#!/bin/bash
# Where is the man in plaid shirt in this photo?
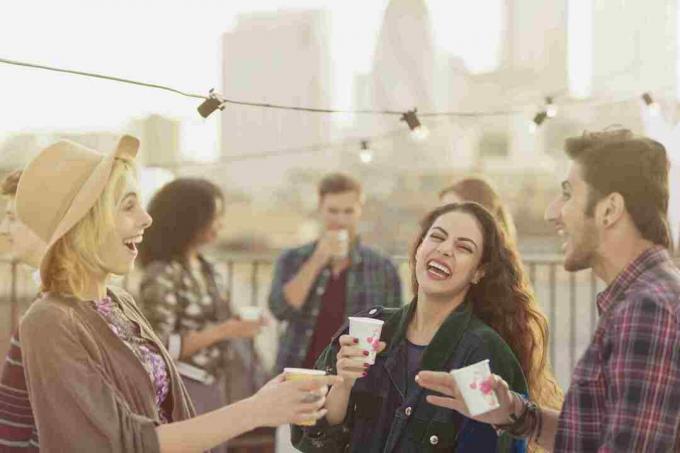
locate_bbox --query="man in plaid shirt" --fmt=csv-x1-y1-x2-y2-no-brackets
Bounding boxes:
268,173,402,374
416,129,680,452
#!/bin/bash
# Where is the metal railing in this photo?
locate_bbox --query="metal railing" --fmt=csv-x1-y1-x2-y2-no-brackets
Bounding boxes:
0,254,603,388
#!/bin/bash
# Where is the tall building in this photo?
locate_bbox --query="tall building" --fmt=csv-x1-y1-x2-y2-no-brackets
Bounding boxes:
353,0,475,172
220,10,333,190
128,114,182,168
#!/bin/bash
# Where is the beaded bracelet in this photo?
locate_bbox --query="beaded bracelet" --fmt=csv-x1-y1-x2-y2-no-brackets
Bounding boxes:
492,392,540,439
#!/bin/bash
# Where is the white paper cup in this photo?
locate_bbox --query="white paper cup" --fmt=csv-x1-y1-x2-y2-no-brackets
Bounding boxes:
283,368,328,426
450,359,500,417
348,317,384,365
331,229,349,259
237,305,263,321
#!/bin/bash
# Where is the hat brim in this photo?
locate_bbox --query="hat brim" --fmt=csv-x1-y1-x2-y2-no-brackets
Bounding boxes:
39,136,139,282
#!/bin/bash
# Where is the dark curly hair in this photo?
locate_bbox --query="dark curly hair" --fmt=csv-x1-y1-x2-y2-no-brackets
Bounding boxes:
139,178,223,266
410,202,563,412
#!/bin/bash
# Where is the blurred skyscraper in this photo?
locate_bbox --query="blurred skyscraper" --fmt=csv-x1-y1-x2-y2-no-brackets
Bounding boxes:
220,10,333,190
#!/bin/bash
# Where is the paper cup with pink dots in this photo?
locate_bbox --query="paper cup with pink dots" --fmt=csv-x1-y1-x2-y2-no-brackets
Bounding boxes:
348,317,384,365
450,359,500,416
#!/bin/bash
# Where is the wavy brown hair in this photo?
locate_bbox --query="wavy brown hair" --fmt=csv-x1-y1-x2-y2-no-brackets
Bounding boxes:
411,202,563,413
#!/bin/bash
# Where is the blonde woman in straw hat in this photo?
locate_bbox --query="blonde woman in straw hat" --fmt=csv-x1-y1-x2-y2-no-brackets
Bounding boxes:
15,136,339,453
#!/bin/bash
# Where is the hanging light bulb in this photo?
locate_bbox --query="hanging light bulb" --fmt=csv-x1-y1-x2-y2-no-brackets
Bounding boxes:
529,111,548,134
545,97,558,118
641,92,660,116
359,140,374,164
401,109,430,141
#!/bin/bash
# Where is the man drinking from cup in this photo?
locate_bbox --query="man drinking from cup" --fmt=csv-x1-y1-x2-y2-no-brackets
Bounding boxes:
268,172,403,374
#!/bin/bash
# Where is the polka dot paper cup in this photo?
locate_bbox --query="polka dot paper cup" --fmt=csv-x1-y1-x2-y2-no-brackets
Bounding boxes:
348,317,384,365
450,359,500,417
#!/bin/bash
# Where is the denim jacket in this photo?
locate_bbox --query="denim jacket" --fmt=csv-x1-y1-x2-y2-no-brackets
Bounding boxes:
292,300,528,453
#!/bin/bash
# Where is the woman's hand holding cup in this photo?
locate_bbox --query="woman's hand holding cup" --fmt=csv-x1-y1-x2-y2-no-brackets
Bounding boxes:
336,334,386,390
248,372,341,427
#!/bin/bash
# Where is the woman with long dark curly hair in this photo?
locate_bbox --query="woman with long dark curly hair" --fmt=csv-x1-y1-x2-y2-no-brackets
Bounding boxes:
293,202,561,452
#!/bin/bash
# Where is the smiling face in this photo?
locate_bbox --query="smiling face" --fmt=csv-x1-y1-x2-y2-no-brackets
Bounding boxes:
544,162,600,272
414,210,485,301
98,172,152,275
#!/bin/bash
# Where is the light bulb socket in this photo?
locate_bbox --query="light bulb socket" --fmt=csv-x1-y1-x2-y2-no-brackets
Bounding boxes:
197,89,226,118
642,93,654,106
401,109,422,131
533,111,548,126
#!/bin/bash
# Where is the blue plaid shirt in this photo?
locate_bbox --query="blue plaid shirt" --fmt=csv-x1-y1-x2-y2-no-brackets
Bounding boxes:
268,240,403,373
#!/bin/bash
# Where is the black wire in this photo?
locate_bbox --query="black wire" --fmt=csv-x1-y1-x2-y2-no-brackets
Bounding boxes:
0,56,667,122
0,56,636,118
0,57,208,100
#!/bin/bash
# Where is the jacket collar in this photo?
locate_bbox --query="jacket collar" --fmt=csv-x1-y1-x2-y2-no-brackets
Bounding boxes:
382,297,474,399
383,297,473,370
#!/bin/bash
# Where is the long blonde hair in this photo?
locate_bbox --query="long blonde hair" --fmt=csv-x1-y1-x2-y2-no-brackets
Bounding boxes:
41,157,136,299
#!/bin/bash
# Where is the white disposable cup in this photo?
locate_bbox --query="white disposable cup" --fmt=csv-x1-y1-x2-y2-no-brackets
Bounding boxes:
238,305,263,321
348,317,384,365
331,229,349,259
283,368,328,426
450,359,500,417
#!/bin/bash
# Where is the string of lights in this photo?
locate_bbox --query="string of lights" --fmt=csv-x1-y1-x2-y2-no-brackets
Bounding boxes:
0,56,673,164
0,56,664,122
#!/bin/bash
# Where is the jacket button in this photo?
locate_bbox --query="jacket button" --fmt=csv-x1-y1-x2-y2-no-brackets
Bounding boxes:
429,435,439,445
369,308,377,315
404,407,412,416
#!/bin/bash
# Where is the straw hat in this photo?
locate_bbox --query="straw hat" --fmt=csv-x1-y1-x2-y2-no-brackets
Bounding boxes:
16,135,140,278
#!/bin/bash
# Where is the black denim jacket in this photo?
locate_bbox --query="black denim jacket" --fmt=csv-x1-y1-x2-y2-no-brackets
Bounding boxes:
292,300,528,453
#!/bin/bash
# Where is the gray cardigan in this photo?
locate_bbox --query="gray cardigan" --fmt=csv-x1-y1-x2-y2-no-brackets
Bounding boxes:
19,285,195,452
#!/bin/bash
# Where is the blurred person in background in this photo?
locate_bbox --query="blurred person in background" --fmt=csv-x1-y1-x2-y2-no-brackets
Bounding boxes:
0,170,45,451
268,172,403,375
139,178,269,453
439,177,517,243
268,172,403,453
16,137,338,452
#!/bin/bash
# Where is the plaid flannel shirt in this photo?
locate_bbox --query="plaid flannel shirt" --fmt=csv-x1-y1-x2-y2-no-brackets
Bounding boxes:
268,240,403,373
554,246,680,452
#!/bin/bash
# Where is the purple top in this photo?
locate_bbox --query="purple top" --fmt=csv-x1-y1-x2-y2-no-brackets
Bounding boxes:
92,296,170,422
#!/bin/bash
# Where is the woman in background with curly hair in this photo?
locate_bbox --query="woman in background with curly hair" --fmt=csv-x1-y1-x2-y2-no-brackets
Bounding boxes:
294,202,561,452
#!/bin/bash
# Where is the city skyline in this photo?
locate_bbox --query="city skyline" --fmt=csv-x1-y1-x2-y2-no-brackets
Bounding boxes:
0,0,505,161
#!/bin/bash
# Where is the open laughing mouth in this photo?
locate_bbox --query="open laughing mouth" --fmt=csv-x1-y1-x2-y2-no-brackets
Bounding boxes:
123,235,142,254
557,227,568,251
427,259,452,280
